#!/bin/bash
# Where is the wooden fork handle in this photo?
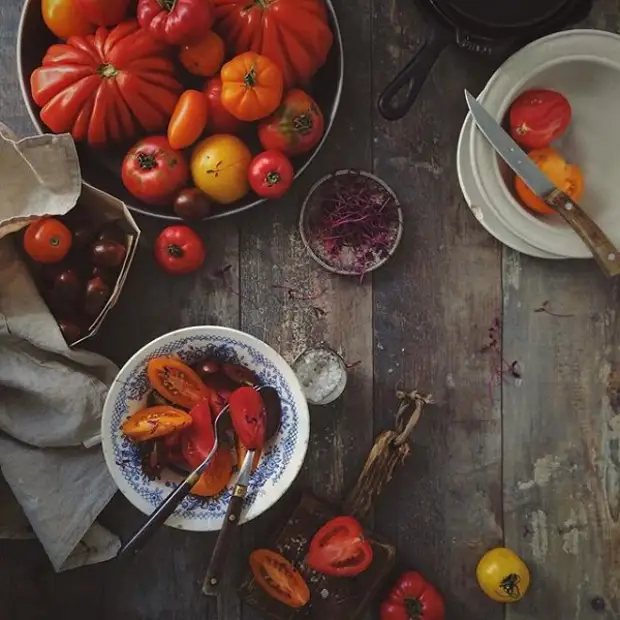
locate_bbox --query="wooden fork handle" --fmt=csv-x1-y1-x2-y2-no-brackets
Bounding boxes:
545,189,620,278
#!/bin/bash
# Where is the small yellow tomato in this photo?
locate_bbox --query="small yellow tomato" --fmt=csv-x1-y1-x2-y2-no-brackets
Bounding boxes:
476,547,530,603
190,134,252,204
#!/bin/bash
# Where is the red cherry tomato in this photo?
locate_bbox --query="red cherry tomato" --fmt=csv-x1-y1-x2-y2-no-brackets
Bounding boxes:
380,571,445,620
306,515,374,577
248,150,294,199
23,218,72,263
203,77,244,135
228,386,266,451
122,136,189,207
508,89,572,150
154,225,206,275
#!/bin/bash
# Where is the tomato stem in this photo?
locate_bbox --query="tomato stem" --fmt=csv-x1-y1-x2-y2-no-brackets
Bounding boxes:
98,63,119,79
136,152,158,170
404,597,423,619
265,171,281,186
49,236,60,248
244,66,257,89
292,112,313,135
167,244,184,259
159,0,177,10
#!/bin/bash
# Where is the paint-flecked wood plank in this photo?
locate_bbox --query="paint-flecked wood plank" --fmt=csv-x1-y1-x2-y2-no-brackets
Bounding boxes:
502,5,620,619
237,0,373,616
371,2,504,618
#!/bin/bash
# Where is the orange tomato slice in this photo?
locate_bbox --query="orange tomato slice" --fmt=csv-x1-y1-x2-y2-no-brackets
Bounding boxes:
190,448,233,497
147,357,212,409
250,549,310,609
514,147,584,215
121,406,193,442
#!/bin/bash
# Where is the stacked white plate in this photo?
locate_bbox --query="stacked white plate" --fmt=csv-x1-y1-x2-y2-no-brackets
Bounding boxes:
457,29,620,259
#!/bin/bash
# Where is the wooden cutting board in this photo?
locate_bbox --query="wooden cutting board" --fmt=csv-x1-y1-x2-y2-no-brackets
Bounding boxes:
237,390,433,620
239,492,395,620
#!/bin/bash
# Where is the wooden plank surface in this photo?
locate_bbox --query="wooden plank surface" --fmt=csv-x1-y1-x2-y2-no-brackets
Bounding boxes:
0,0,618,618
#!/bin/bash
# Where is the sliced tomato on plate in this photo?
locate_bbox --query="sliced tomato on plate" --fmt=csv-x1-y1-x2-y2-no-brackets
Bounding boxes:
229,386,266,451
250,549,310,609
306,516,374,577
190,448,233,497
182,399,215,469
147,357,212,409
121,406,193,442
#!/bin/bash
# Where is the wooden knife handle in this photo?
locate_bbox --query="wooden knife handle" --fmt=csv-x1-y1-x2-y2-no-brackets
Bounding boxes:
202,485,247,596
546,189,620,278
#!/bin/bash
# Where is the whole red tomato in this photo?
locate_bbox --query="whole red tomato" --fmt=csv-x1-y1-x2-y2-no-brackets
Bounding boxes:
75,0,130,25
23,218,72,264
203,77,243,135
122,136,188,206
380,571,445,620
509,89,571,150
248,150,294,199
154,225,206,275
31,20,182,146
258,89,324,156
137,0,213,45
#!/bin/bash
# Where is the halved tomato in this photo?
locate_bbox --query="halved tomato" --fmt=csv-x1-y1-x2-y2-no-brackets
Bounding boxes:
229,386,266,451
306,516,373,577
147,357,212,409
121,406,193,442
250,549,310,609
190,448,233,497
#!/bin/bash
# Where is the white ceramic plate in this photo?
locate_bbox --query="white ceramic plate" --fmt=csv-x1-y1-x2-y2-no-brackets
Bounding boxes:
457,107,563,259
101,326,310,531
469,29,620,259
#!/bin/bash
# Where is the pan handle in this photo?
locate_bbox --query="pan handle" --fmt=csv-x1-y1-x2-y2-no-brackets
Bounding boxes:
378,36,448,121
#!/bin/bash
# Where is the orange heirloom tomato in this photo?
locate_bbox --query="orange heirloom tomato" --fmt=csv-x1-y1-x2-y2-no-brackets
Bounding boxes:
220,52,283,122
190,448,233,497
250,549,310,609
23,217,72,263
515,147,584,215
179,30,225,77
147,357,212,409
191,134,252,204
121,406,193,442
42,0,96,40
167,90,208,150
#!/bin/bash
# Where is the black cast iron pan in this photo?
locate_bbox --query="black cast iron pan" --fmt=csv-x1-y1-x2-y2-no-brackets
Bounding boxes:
378,0,593,121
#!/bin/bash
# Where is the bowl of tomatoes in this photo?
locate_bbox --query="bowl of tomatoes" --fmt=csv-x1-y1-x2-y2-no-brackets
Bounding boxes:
101,325,309,531
17,0,344,221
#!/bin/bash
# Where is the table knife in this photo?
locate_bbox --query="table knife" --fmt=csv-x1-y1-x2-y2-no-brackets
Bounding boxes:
465,89,620,278
202,448,254,596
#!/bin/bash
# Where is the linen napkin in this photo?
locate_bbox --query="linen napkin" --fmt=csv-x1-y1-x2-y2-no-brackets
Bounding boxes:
0,124,121,571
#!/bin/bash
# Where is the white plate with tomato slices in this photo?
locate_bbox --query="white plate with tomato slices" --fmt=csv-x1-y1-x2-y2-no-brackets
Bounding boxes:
465,29,620,259
101,326,309,531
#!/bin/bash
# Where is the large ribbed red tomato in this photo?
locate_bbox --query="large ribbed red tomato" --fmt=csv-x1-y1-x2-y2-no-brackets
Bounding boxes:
212,0,333,88
30,20,182,146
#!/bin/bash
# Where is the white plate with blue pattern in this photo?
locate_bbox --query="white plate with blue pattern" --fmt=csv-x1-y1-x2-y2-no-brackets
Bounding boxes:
101,326,310,531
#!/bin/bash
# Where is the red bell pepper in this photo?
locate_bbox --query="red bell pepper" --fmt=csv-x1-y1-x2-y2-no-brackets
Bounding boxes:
137,0,213,45
380,571,445,620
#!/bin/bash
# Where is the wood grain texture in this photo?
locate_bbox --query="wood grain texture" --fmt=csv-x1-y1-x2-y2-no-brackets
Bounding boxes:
370,2,504,618
501,6,620,620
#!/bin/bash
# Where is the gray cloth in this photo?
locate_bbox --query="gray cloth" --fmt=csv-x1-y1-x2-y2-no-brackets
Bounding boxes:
0,126,120,571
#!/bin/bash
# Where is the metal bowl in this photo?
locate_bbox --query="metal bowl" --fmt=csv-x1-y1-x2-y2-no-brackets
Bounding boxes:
17,3,344,222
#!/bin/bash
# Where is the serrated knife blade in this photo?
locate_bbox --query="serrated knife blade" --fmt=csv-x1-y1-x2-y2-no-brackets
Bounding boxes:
464,90,555,198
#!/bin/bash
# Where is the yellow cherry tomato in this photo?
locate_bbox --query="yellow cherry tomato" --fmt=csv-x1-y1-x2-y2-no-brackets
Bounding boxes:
179,30,225,77
42,0,95,40
190,134,252,204
476,547,530,603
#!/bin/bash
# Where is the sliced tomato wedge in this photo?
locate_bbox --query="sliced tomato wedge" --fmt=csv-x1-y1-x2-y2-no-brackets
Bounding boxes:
181,399,215,469
229,386,266,451
121,406,192,442
147,357,212,409
306,516,374,577
250,549,310,609
190,448,233,497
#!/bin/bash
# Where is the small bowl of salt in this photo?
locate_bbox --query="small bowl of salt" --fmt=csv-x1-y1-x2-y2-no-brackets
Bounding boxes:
292,347,348,405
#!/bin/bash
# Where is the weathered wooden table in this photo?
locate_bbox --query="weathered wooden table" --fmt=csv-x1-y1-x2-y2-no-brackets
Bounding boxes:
1,0,619,618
